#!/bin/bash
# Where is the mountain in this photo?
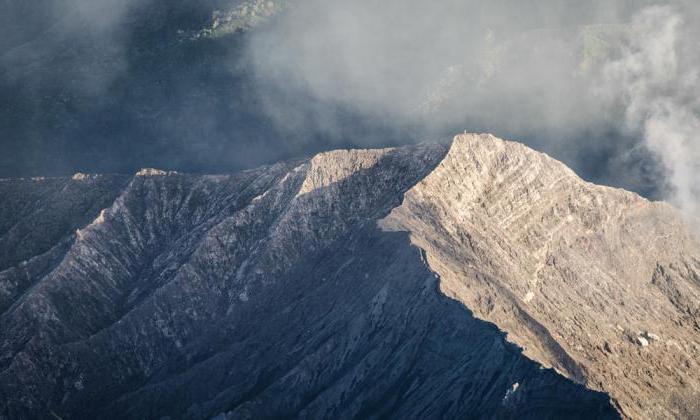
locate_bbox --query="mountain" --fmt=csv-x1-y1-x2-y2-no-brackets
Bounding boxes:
0,133,698,419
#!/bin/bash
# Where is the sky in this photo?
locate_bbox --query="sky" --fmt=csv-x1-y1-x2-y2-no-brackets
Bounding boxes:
0,0,698,222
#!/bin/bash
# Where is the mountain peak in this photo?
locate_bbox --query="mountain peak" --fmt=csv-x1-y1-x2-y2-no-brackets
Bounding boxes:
297,147,395,196
0,134,698,419
135,168,177,177
382,133,700,418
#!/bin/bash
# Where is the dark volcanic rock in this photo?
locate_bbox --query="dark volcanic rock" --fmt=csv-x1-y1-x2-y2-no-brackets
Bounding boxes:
0,136,668,419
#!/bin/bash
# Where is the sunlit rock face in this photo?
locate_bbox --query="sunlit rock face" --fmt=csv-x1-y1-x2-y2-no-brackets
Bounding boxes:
1,134,698,419
381,134,700,419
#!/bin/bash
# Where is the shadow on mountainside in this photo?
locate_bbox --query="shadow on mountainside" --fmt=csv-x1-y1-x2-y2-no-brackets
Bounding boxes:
0,146,619,419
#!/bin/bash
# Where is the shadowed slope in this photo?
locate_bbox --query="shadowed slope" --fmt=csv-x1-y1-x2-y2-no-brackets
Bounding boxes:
0,141,619,419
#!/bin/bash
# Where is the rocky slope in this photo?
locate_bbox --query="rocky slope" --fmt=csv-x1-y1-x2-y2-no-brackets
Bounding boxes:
0,134,698,419
380,134,700,419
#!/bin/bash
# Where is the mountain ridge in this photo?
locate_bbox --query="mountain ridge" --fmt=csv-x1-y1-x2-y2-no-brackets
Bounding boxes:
0,133,698,419
381,134,700,418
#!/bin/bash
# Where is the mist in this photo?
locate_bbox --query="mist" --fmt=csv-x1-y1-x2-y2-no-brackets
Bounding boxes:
1,0,143,93
0,0,698,225
247,0,699,222
602,5,700,225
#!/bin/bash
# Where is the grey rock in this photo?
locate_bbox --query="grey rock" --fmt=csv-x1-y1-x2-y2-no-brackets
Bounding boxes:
1,133,695,419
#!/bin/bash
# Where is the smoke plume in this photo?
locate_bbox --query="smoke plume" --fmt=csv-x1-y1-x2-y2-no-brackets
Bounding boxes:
247,0,699,223
602,5,699,226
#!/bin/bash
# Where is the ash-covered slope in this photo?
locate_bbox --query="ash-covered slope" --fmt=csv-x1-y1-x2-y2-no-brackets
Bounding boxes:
0,134,696,419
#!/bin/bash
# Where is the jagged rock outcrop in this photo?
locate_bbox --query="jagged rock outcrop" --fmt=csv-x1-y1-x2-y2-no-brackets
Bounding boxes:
0,134,698,419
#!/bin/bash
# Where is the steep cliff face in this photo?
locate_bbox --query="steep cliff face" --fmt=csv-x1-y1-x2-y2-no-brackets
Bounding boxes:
381,134,700,419
0,134,697,419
